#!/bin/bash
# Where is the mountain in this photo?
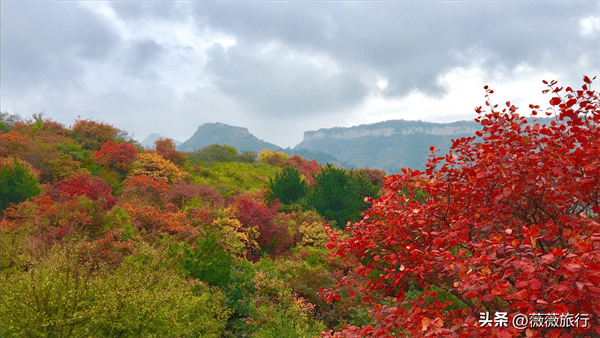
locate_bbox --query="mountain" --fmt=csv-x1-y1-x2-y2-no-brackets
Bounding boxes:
141,133,182,149
177,122,283,153
283,148,356,170
293,119,479,174
294,117,554,174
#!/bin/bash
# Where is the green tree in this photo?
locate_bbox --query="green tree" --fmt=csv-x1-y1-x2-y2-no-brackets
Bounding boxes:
188,144,238,164
183,233,233,287
269,166,307,205
0,159,42,213
307,164,376,230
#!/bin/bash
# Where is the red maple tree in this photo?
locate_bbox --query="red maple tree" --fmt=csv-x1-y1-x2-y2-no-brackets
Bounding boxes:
321,76,600,338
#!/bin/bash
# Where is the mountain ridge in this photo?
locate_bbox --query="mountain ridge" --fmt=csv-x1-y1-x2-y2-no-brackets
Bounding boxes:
174,117,553,174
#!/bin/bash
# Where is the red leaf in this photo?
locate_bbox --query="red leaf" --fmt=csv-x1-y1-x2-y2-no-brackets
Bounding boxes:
465,291,477,299
549,97,562,106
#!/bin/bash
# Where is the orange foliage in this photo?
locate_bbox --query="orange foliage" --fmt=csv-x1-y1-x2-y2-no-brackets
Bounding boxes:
81,230,135,268
122,201,198,240
119,175,169,209
155,138,186,166
0,157,42,179
71,118,118,151
130,152,186,184
0,131,32,157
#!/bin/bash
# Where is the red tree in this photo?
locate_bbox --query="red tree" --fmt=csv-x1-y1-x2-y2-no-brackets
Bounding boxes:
232,195,292,257
44,173,117,210
93,141,138,173
155,138,186,167
321,76,600,337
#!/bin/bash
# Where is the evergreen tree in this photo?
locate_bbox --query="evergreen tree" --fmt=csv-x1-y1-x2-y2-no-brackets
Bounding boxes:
268,166,307,205
0,159,42,213
307,164,377,230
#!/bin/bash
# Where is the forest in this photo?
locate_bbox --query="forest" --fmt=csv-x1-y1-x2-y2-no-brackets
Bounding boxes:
0,76,599,338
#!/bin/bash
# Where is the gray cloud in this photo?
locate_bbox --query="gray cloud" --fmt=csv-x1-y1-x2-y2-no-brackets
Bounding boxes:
205,42,369,118
193,2,596,98
1,1,597,149
123,40,164,79
2,2,119,87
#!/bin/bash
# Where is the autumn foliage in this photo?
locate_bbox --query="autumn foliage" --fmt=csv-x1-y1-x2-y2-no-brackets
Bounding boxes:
155,138,186,166
93,141,138,172
130,151,186,184
44,173,117,210
321,76,600,337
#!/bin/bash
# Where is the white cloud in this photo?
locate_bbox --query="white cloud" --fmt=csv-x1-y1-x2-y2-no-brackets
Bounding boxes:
580,16,600,36
344,62,562,128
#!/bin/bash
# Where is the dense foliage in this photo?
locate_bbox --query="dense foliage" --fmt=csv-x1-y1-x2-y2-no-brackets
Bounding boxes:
321,76,600,337
1,75,597,338
269,166,308,204
308,164,379,230
0,158,42,213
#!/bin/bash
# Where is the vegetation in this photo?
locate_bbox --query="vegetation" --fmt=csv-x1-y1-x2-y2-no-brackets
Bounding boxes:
0,158,42,213
321,76,600,337
0,76,598,338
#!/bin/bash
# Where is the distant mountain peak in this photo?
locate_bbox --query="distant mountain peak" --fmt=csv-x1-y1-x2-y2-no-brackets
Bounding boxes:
177,122,280,153
141,133,182,148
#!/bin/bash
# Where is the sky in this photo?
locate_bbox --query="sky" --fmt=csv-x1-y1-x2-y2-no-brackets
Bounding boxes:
2,1,599,149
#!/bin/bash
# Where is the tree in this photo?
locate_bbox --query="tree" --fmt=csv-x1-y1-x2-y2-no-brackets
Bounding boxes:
0,111,21,134
44,172,117,210
321,76,600,337
182,232,233,287
70,118,118,151
188,144,238,164
269,166,307,205
129,151,186,184
155,138,186,166
307,164,376,230
93,141,138,174
0,158,42,213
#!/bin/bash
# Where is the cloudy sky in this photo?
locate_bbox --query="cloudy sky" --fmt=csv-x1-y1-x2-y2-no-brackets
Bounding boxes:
2,1,598,148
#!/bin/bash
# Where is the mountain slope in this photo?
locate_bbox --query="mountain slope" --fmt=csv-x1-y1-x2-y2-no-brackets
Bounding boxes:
294,117,553,174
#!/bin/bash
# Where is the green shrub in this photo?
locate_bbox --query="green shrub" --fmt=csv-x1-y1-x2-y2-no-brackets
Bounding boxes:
269,166,307,204
0,158,42,214
307,164,377,230
0,242,231,338
182,232,233,287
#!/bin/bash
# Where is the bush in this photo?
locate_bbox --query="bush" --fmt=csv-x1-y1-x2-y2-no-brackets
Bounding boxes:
307,164,376,230
93,141,138,174
0,158,42,214
155,138,186,166
44,173,116,210
130,151,186,184
269,166,307,204
187,144,238,164
234,195,292,256
165,180,224,209
0,242,230,338
182,232,233,287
